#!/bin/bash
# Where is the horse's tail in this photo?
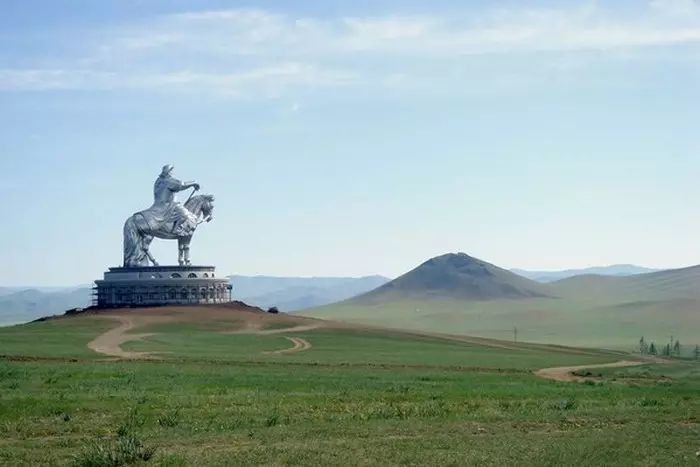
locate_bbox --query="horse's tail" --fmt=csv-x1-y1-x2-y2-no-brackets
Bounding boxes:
123,215,143,267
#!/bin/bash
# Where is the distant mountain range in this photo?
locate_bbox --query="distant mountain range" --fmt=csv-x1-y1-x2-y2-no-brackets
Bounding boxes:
0,287,93,326
510,265,662,282
0,261,678,328
227,275,390,311
0,275,390,326
301,253,700,349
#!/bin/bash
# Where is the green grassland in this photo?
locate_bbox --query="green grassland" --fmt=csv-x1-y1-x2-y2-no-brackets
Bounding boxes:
3,359,700,466
1,311,699,466
0,318,117,359
301,295,700,351
123,326,622,369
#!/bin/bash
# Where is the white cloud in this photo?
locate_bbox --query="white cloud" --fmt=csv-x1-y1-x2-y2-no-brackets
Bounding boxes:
0,64,359,97
111,3,700,56
1,2,700,97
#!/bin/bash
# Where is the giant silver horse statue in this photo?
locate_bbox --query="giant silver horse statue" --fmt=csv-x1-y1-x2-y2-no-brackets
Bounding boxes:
123,164,215,267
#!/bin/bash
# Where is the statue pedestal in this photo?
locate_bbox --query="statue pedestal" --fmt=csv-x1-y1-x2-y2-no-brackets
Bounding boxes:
93,265,232,308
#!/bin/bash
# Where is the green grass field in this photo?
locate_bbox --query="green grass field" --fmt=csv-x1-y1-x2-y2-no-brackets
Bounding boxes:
1,309,699,466
301,296,700,351
0,318,117,359
123,326,620,369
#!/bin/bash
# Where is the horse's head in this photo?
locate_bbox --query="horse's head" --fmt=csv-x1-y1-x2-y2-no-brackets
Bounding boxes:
185,194,215,221
200,194,214,219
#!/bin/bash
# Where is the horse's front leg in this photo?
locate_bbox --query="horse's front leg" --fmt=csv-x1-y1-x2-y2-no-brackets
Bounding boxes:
178,239,185,266
144,236,159,266
182,237,192,265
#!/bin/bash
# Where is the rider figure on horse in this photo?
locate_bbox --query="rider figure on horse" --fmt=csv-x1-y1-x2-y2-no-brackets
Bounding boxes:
146,164,200,237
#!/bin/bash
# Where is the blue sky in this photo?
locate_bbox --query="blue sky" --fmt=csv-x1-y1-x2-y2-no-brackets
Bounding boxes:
1,0,699,286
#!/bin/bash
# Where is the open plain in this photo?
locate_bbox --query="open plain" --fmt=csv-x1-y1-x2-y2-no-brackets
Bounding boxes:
1,304,699,466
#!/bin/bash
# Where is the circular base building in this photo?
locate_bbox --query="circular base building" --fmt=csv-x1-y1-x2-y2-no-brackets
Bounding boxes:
93,265,232,308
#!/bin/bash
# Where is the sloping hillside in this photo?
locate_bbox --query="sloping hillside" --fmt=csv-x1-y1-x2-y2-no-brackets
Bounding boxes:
352,253,551,302
550,265,700,300
512,265,663,282
300,257,700,349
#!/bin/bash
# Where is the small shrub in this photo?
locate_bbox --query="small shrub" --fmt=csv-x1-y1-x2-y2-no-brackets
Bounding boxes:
637,397,662,407
116,407,146,438
43,376,59,385
461,401,481,412
498,401,513,412
157,409,181,428
548,398,577,411
62,413,72,422
72,434,156,467
115,425,130,438
226,418,245,431
388,385,410,394
264,414,279,427
417,400,450,418
0,368,18,380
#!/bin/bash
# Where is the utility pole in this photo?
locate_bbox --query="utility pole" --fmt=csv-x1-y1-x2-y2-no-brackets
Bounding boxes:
513,326,518,343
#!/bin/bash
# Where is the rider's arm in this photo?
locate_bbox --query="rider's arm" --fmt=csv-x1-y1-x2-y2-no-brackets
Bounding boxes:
170,179,200,192
181,181,199,190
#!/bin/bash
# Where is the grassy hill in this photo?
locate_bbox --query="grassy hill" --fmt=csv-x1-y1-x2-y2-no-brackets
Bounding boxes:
353,252,551,302
300,253,700,350
551,265,700,300
511,264,663,282
0,304,698,465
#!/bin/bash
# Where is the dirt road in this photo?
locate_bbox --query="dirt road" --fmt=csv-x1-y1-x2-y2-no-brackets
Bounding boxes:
87,315,160,359
86,311,318,359
222,319,323,335
534,360,647,382
263,337,313,355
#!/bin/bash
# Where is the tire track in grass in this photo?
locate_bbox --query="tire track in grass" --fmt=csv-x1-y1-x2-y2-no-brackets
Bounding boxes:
263,337,312,355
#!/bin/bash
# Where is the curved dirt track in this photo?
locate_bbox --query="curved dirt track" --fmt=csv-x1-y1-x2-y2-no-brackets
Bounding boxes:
534,360,647,382
264,337,313,355
87,315,161,359
256,324,323,335
223,319,324,335
86,311,320,359
223,317,320,354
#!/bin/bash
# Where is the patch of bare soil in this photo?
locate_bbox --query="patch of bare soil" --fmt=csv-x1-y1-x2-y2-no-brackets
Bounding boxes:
534,360,647,382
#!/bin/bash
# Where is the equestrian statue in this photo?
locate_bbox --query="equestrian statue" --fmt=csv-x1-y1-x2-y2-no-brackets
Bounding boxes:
122,164,215,267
